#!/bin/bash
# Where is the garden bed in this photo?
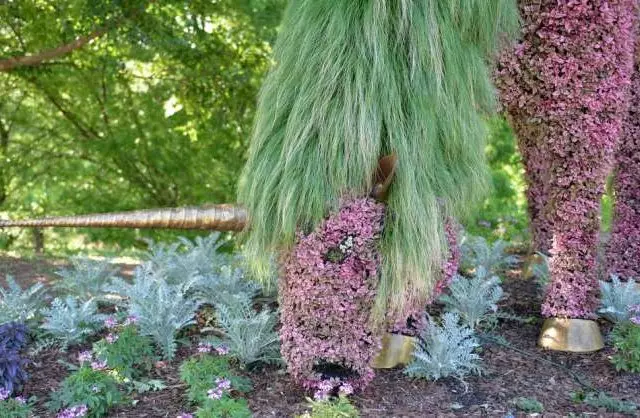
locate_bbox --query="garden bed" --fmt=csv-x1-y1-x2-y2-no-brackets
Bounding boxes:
3,257,638,417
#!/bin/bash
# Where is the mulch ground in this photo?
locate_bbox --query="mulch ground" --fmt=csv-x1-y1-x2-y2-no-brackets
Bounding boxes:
4,255,640,417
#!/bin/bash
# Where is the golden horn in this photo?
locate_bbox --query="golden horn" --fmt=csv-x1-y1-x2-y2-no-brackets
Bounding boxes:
0,204,247,232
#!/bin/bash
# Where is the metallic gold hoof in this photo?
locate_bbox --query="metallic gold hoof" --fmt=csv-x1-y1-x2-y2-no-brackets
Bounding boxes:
371,333,416,369
538,318,604,353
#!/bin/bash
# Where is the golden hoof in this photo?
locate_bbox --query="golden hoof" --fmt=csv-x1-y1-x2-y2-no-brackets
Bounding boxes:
538,318,604,353
371,333,416,369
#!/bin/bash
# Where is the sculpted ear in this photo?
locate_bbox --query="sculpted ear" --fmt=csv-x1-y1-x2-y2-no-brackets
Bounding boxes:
370,153,397,201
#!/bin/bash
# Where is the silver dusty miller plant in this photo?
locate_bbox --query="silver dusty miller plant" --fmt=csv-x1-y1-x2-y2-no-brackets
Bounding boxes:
40,296,105,347
207,294,280,367
54,256,117,301
106,264,198,360
599,275,640,323
439,267,504,329
405,312,481,381
0,275,47,326
459,235,518,275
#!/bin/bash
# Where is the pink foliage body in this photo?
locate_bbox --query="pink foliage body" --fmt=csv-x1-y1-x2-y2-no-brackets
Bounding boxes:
607,49,640,280
279,197,385,390
279,196,460,390
497,0,636,318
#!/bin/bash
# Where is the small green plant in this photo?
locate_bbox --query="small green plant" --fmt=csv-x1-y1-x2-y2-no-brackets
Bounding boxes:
514,396,544,413
571,391,638,415
93,322,156,380
192,265,262,306
438,267,504,329
179,354,252,405
49,365,123,418
297,395,360,418
106,265,198,359
459,235,518,275
530,252,550,292
54,257,117,301
0,396,32,418
209,294,280,367
195,398,253,418
599,275,640,323
405,312,481,381
40,296,105,347
0,276,47,326
610,315,640,373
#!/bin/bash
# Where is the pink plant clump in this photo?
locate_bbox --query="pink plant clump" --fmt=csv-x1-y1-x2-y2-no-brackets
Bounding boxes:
279,197,385,390
607,49,640,280
497,0,637,318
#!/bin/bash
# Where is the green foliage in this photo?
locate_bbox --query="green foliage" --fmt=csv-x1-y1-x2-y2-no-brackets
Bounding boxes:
459,235,518,275
195,398,253,418
531,252,550,292
599,276,640,323
571,391,638,415
179,354,251,405
298,395,360,418
54,257,117,301
92,325,156,380
40,296,105,347
513,397,544,413
106,265,198,360
0,398,32,418
465,118,529,242
438,268,504,329
405,313,481,381
238,0,519,320
193,265,262,306
610,321,640,373
0,275,46,326
0,1,283,254
209,295,280,367
49,365,123,418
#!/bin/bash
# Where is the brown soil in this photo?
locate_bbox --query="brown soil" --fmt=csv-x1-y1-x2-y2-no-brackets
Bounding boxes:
7,256,640,417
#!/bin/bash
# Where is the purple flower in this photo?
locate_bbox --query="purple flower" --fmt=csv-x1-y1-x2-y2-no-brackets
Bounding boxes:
0,387,10,401
176,414,194,418
339,382,354,396
313,390,329,401
91,360,107,371
15,396,27,404
57,404,88,418
104,317,118,329
215,345,230,356
215,377,231,390
105,333,119,344
630,316,640,325
124,315,139,325
207,388,223,400
197,342,212,354
77,351,93,363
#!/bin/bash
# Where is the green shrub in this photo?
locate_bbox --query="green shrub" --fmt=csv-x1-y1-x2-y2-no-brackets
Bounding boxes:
179,354,252,405
49,365,123,418
405,312,481,381
611,320,640,373
0,397,32,418
459,235,518,275
93,323,156,380
571,391,638,415
40,296,105,347
195,398,253,418
297,395,360,418
514,397,544,413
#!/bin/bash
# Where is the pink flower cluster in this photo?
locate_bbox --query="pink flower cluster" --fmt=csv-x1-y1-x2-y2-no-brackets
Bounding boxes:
279,197,385,390
388,217,461,335
607,50,640,280
57,404,88,418
207,377,232,400
197,342,229,356
0,387,10,400
497,0,637,318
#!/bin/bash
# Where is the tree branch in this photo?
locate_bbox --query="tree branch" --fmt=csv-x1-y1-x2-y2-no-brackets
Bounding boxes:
0,27,109,72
